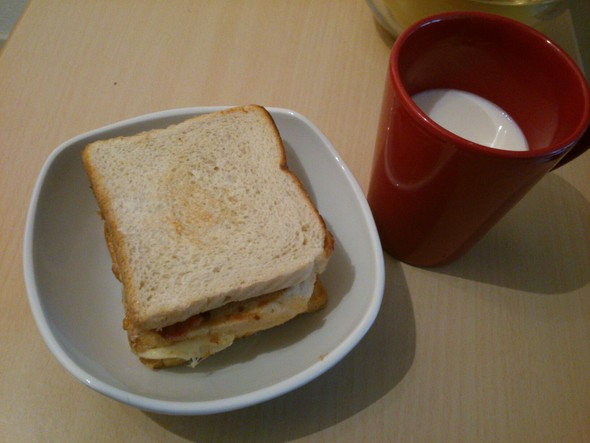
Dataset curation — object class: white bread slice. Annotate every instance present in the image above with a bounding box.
[82,105,334,335]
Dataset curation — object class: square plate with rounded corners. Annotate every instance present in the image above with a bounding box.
[24,107,384,415]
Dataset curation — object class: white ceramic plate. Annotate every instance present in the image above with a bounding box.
[24,107,384,415]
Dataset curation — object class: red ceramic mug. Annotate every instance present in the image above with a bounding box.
[367,11,590,267]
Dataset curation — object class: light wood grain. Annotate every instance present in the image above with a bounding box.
[1,1,589,442]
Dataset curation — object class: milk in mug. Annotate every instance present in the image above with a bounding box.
[411,89,529,151]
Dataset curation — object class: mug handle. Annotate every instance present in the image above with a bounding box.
[554,123,590,169]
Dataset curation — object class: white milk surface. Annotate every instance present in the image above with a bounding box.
[412,89,529,151]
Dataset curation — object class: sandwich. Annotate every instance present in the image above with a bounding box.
[82,105,334,368]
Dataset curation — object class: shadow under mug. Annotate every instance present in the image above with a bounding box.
[367,11,590,267]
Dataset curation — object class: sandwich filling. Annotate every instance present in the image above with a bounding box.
[128,273,326,368]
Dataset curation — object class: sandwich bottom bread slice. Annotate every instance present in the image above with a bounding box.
[82,105,334,368]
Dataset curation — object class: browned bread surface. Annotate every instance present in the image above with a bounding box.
[82,105,333,336]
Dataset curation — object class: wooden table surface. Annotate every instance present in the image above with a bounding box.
[1,1,589,442]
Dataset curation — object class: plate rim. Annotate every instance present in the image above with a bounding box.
[23,106,385,415]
